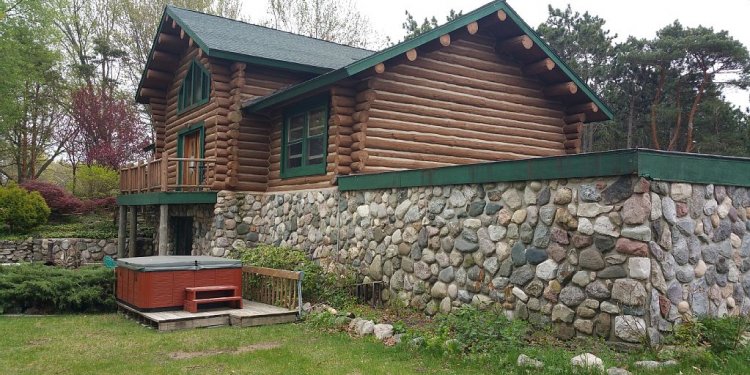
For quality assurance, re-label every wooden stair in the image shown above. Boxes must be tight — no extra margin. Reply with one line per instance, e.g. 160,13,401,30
184,285,242,313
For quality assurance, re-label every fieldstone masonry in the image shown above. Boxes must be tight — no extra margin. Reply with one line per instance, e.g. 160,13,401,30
0,237,151,266
200,176,750,342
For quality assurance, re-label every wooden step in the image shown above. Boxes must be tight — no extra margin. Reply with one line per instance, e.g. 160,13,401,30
188,296,242,304
185,285,238,293
184,295,243,313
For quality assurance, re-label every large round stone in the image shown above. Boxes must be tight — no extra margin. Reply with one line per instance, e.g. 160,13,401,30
559,286,586,307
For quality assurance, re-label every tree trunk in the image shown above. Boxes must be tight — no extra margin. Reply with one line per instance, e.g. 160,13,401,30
685,69,709,152
627,96,634,148
667,78,683,151
650,68,667,150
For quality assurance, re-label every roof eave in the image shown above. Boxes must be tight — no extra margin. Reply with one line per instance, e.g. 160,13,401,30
502,2,614,121
136,5,336,104
243,1,614,122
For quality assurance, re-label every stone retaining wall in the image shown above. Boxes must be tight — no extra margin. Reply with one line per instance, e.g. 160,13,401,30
205,176,750,342
0,237,152,266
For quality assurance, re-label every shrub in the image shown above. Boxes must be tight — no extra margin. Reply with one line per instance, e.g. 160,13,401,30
0,183,51,233
0,264,115,314
427,305,528,356
73,165,119,199
699,316,749,353
230,244,355,307
21,180,82,216
80,197,117,214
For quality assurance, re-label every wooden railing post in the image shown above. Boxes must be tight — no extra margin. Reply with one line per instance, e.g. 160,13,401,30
161,157,168,192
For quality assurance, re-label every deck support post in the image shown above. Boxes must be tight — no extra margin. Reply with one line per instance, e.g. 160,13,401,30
117,205,127,258
158,204,169,255
128,206,137,258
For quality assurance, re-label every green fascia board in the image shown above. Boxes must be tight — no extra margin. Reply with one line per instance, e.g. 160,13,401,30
338,150,638,191
243,1,507,112
136,6,332,103
636,150,750,187
135,6,171,103
244,0,613,119
117,192,218,206
338,149,750,191
502,2,614,120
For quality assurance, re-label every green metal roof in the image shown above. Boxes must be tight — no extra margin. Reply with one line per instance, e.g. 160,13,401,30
166,6,374,70
338,149,750,191
242,1,614,121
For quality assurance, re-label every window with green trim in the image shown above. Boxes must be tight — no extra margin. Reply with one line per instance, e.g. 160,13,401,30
178,60,210,113
281,98,328,178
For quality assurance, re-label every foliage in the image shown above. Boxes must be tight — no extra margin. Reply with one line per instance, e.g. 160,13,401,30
0,183,50,233
0,264,115,314
0,213,118,240
0,0,73,182
117,0,243,87
70,86,149,169
230,244,355,307
71,164,119,199
699,316,749,354
425,305,528,357
21,180,82,216
401,9,463,41
536,5,750,155
670,318,704,348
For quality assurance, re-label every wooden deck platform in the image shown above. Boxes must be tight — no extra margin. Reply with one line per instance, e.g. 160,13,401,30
117,299,298,331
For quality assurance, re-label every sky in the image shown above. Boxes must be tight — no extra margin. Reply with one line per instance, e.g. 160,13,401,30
241,0,750,110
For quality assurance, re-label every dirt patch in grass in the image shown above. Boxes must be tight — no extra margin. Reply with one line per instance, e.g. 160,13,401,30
169,342,281,360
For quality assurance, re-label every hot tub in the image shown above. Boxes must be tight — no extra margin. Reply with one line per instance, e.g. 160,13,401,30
116,256,242,310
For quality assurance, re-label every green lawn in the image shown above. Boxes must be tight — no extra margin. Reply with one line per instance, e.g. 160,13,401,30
0,314,746,375
0,314,482,375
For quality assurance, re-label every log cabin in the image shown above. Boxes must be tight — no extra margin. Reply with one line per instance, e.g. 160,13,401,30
117,1,613,257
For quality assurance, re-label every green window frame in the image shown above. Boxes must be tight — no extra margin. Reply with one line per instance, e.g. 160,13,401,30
176,122,206,189
177,60,210,114
281,96,329,179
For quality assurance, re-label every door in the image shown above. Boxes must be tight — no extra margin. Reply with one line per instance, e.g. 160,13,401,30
180,130,202,188
172,217,194,256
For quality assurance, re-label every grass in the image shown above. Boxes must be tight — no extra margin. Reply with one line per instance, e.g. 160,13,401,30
0,213,121,240
0,313,747,375
0,314,484,375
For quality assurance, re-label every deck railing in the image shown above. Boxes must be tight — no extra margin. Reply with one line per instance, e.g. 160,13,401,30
241,266,304,316
119,157,216,193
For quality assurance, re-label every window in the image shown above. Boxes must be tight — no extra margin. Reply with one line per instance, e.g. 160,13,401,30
281,98,329,178
177,123,205,189
177,60,210,113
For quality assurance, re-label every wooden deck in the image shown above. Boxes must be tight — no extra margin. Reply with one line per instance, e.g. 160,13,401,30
117,299,298,331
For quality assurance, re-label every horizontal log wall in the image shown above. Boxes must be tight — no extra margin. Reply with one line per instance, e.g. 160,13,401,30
162,46,229,189
232,66,312,192
366,34,568,173
267,111,337,192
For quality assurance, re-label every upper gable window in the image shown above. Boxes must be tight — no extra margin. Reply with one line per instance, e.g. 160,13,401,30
281,97,328,179
178,60,210,114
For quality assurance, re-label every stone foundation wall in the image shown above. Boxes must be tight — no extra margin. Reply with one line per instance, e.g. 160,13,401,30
0,237,151,266
155,204,214,256
206,176,750,342
207,188,339,259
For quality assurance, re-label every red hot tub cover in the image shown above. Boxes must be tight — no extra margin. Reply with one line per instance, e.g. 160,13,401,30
116,256,241,272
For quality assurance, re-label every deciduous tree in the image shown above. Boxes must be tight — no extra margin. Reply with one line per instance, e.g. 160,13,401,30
70,86,149,169
265,0,377,49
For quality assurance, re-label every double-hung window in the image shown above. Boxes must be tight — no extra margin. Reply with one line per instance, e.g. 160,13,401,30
281,98,328,178
178,60,210,113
